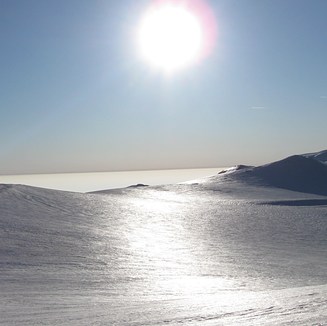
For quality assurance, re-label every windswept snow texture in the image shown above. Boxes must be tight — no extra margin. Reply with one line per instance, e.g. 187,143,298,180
217,154,327,196
303,149,327,164
1,151,327,325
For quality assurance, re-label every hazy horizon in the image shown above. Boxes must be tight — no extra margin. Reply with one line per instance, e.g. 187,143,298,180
0,167,226,192
1,0,327,174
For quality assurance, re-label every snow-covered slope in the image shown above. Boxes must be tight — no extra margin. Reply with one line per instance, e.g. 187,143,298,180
1,151,327,325
302,149,327,164
213,151,327,196
251,155,327,195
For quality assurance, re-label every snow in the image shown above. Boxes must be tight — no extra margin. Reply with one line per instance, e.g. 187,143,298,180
302,149,327,164
1,151,327,325
211,154,327,196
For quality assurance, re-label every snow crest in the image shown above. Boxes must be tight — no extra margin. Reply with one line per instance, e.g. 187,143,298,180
218,151,327,196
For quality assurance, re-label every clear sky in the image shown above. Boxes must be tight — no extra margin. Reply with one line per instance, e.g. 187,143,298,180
1,0,327,175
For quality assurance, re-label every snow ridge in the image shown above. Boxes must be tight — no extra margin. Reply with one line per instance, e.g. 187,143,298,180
219,151,327,196
302,149,327,164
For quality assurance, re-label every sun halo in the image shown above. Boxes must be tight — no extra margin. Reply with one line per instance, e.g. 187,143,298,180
137,2,207,74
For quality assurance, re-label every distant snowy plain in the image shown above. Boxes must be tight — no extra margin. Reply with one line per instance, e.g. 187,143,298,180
1,151,327,325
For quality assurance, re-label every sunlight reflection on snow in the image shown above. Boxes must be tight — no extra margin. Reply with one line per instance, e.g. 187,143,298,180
124,191,235,300
2,181,327,324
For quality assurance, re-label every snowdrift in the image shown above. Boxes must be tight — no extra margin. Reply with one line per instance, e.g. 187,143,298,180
252,155,327,195
303,149,327,164
220,152,327,196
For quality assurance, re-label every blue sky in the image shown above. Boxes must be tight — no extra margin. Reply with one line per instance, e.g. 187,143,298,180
1,0,327,174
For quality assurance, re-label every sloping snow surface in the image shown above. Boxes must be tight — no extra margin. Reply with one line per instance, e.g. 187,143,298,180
303,149,327,164
1,152,327,325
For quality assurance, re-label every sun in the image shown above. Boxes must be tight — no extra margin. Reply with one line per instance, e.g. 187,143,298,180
137,1,206,74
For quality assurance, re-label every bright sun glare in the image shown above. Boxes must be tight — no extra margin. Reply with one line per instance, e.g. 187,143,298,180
137,1,206,74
